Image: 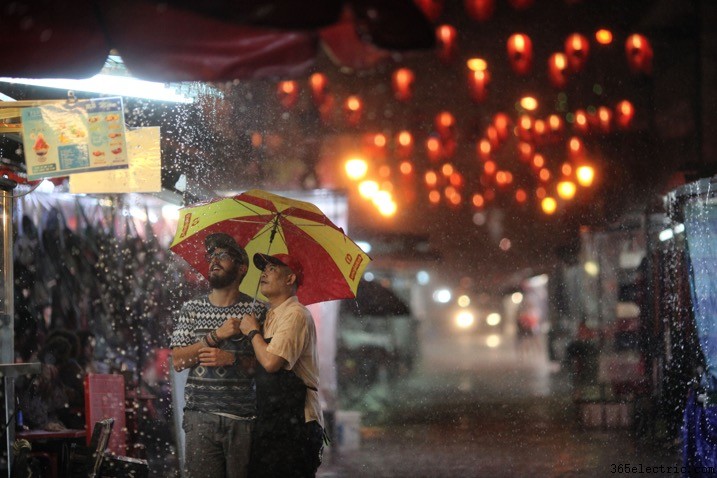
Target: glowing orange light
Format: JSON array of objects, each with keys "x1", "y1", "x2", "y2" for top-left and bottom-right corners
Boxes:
[
  {"x1": 309, "y1": 73, "x2": 328, "y2": 104},
  {"x1": 436, "y1": 25, "x2": 458, "y2": 63},
  {"x1": 541, "y1": 197, "x2": 557, "y2": 215},
  {"x1": 484, "y1": 189, "x2": 495, "y2": 201},
  {"x1": 565, "y1": 33, "x2": 590, "y2": 73},
  {"x1": 468, "y1": 69, "x2": 491, "y2": 103},
  {"x1": 493, "y1": 113, "x2": 511, "y2": 140},
  {"x1": 449, "y1": 192, "x2": 462, "y2": 205},
  {"x1": 576, "y1": 165, "x2": 595, "y2": 187},
  {"x1": 496, "y1": 171, "x2": 507, "y2": 185},
  {"x1": 625, "y1": 33, "x2": 653, "y2": 74},
  {"x1": 548, "y1": 52, "x2": 569, "y2": 89},
  {"x1": 484, "y1": 161, "x2": 497, "y2": 175},
  {"x1": 520, "y1": 96, "x2": 538, "y2": 111},
  {"x1": 595, "y1": 29, "x2": 613, "y2": 45},
  {"x1": 616, "y1": 100, "x2": 635, "y2": 129},
  {"x1": 277, "y1": 80, "x2": 299, "y2": 108},
  {"x1": 444, "y1": 186, "x2": 457, "y2": 199},
  {"x1": 436, "y1": 111, "x2": 456, "y2": 132},
  {"x1": 518, "y1": 142, "x2": 534, "y2": 162},
  {"x1": 472, "y1": 194, "x2": 485, "y2": 208},
  {"x1": 345, "y1": 158, "x2": 368, "y2": 180},
  {"x1": 486, "y1": 125, "x2": 500, "y2": 146},
  {"x1": 574, "y1": 110, "x2": 589, "y2": 133},
  {"x1": 557, "y1": 180, "x2": 577, "y2": 200},
  {"x1": 534, "y1": 120, "x2": 546, "y2": 138},
  {"x1": 465, "y1": 0, "x2": 495, "y2": 22},
  {"x1": 426, "y1": 137, "x2": 442, "y2": 161},
  {"x1": 425, "y1": 171, "x2": 438, "y2": 186},
  {"x1": 398, "y1": 131, "x2": 413, "y2": 147},
  {"x1": 507, "y1": 33, "x2": 533, "y2": 75},
  {"x1": 346, "y1": 96, "x2": 361, "y2": 111},
  {"x1": 442, "y1": 163, "x2": 454, "y2": 176},
  {"x1": 536, "y1": 186, "x2": 546, "y2": 199},
  {"x1": 378, "y1": 165, "x2": 391, "y2": 178},
  {"x1": 280, "y1": 81, "x2": 296, "y2": 94},
  {"x1": 569, "y1": 136, "x2": 584, "y2": 155},
  {"x1": 450, "y1": 172, "x2": 463, "y2": 187},
  {"x1": 562, "y1": 163, "x2": 572, "y2": 176},
  {"x1": 539, "y1": 168, "x2": 551, "y2": 182},
  {"x1": 400, "y1": 161, "x2": 413, "y2": 175},
  {"x1": 515, "y1": 189, "x2": 527, "y2": 203},
  {"x1": 392, "y1": 68, "x2": 415, "y2": 102},
  {"x1": 548, "y1": 114, "x2": 563, "y2": 132},
  {"x1": 373, "y1": 134, "x2": 387, "y2": 148},
  {"x1": 597, "y1": 106, "x2": 612, "y2": 132},
  {"x1": 519, "y1": 115, "x2": 533, "y2": 130},
  {"x1": 478, "y1": 139, "x2": 492, "y2": 160},
  {"x1": 467, "y1": 58, "x2": 488, "y2": 71},
  {"x1": 414, "y1": 0, "x2": 444, "y2": 22},
  {"x1": 532, "y1": 153, "x2": 545, "y2": 169},
  {"x1": 429, "y1": 190, "x2": 441, "y2": 204}
]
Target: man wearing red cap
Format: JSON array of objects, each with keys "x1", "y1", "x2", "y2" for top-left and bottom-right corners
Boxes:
[{"x1": 239, "y1": 253, "x2": 325, "y2": 478}]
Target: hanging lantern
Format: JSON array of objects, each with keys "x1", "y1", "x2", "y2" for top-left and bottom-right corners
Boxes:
[
  {"x1": 532, "y1": 153, "x2": 545, "y2": 169},
  {"x1": 517, "y1": 114, "x2": 534, "y2": 142},
  {"x1": 344, "y1": 95, "x2": 363, "y2": 126},
  {"x1": 309, "y1": 73, "x2": 328, "y2": 105},
  {"x1": 426, "y1": 136, "x2": 443, "y2": 162},
  {"x1": 414, "y1": 0, "x2": 444, "y2": 22},
  {"x1": 534, "y1": 119, "x2": 547, "y2": 144},
  {"x1": 595, "y1": 29, "x2": 613, "y2": 45},
  {"x1": 518, "y1": 142, "x2": 534, "y2": 162},
  {"x1": 548, "y1": 52, "x2": 569, "y2": 89},
  {"x1": 508, "y1": 0, "x2": 534, "y2": 10},
  {"x1": 396, "y1": 131, "x2": 414, "y2": 158},
  {"x1": 467, "y1": 69, "x2": 490, "y2": 103},
  {"x1": 548, "y1": 114, "x2": 564, "y2": 135},
  {"x1": 277, "y1": 80, "x2": 299, "y2": 109},
  {"x1": 573, "y1": 109, "x2": 589, "y2": 134},
  {"x1": 515, "y1": 189, "x2": 528, "y2": 204},
  {"x1": 493, "y1": 113, "x2": 511, "y2": 142},
  {"x1": 392, "y1": 68, "x2": 415, "y2": 102},
  {"x1": 597, "y1": 106, "x2": 612, "y2": 133},
  {"x1": 477, "y1": 139, "x2": 492, "y2": 161},
  {"x1": 507, "y1": 33, "x2": 533, "y2": 75},
  {"x1": 564, "y1": 33, "x2": 590, "y2": 73},
  {"x1": 435, "y1": 111, "x2": 456, "y2": 139},
  {"x1": 568, "y1": 136, "x2": 585, "y2": 158},
  {"x1": 486, "y1": 125, "x2": 500, "y2": 148},
  {"x1": 465, "y1": 0, "x2": 495, "y2": 22},
  {"x1": 436, "y1": 25, "x2": 458, "y2": 64},
  {"x1": 615, "y1": 100, "x2": 635, "y2": 129},
  {"x1": 625, "y1": 34, "x2": 653, "y2": 75}
]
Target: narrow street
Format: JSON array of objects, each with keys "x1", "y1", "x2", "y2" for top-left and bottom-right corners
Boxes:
[{"x1": 320, "y1": 330, "x2": 683, "y2": 478}]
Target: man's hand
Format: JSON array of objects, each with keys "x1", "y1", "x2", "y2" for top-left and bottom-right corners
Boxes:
[
  {"x1": 198, "y1": 347, "x2": 234, "y2": 367},
  {"x1": 215, "y1": 317, "x2": 242, "y2": 341},
  {"x1": 240, "y1": 313, "x2": 260, "y2": 335}
]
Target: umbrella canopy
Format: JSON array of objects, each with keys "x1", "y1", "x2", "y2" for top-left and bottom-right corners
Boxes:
[
  {"x1": 0, "y1": 0, "x2": 434, "y2": 82},
  {"x1": 170, "y1": 189, "x2": 371, "y2": 305}
]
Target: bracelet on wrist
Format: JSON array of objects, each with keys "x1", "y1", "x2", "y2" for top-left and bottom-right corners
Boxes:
[
  {"x1": 210, "y1": 330, "x2": 221, "y2": 346},
  {"x1": 246, "y1": 329, "x2": 261, "y2": 343}
]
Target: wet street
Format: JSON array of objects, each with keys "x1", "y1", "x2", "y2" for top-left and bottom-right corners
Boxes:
[{"x1": 319, "y1": 330, "x2": 683, "y2": 478}]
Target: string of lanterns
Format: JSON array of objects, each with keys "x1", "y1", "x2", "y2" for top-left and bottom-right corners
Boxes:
[{"x1": 267, "y1": 7, "x2": 652, "y2": 217}]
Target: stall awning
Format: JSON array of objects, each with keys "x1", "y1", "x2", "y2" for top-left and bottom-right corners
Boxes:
[{"x1": 0, "y1": 0, "x2": 434, "y2": 82}]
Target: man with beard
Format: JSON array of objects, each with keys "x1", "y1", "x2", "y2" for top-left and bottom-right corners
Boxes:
[{"x1": 171, "y1": 233, "x2": 265, "y2": 478}]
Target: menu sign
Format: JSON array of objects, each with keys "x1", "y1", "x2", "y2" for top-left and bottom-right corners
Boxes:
[{"x1": 21, "y1": 97, "x2": 129, "y2": 180}]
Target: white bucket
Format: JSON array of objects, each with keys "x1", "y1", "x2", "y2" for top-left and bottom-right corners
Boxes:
[{"x1": 335, "y1": 410, "x2": 361, "y2": 451}]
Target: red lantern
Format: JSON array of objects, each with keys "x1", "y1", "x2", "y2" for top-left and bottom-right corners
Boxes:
[
  {"x1": 615, "y1": 100, "x2": 635, "y2": 129},
  {"x1": 426, "y1": 136, "x2": 443, "y2": 162},
  {"x1": 493, "y1": 113, "x2": 511, "y2": 142},
  {"x1": 568, "y1": 136, "x2": 585, "y2": 158},
  {"x1": 564, "y1": 33, "x2": 590, "y2": 73},
  {"x1": 277, "y1": 80, "x2": 299, "y2": 109},
  {"x1": 465, "y1": 0, "x2": 495, "y2": 22},
  {"x1": 625, "y1": 34, "x2": 653, "y2": 74},
  {"x1": 548, "y1": 52, "x2": 569, "y2": 88},
  {"x1": 344, "y1": 95, "x2": 363, "y2": 126},
  {"x1": 508, "y1": 0, "x2": 534, "y2": 10},
  {"x1": 467, "y1": 69, "x2": 490, "y2": 103},
  {"x1": 435, "y1": 111, "x2": 456, "y2": 139},
  {"x1": 392, "y1": 68, "x2": 415, "y2": 102},
  {"x1": 436, "y1": 25, "x2": 458, "y2": 63},
  {"x1": 309, "y1": 73, "x2": 328, "y2": 105},
  {"x1": 507, "y1": 33, "x2": 533, "y2": 75},
  {"x1": 396, "y1": 131, "x2": 414, "y2": 158},
  {"x1": 517, "y1": 114, "x2": 534, "y2": 142},
  {"x1": 477, "y1": 139, "x2": 492, "y2": 161},
  {"x1": 573, "y1": 109, "x2": 589, "y2": 134},
  {"x1": 597, "y1": 106, "x2": 612, "y2": 133},
  {"x1": 414, "y1": 0, "x2": 444, "y2": 22}
]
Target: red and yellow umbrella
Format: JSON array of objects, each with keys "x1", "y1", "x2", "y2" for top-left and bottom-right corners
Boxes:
[{"x1": 170, "y1": 189, "x2": 371, "y2": 305}]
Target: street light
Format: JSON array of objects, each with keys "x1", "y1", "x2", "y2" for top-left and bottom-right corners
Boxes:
[
  {"x1": 345, "y1": 158, "x2": 368, "y2": 180},
  {"x1": 576, "y1": 165, "x2": 595, "y2": 187}
]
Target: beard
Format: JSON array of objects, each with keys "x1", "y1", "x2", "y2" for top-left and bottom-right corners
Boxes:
[{"x1": 208, "y1": 263, "x2": 240, "y2": 289}]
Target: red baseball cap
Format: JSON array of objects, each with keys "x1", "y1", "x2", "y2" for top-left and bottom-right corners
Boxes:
[{"x1": 253, "y1": 253, "x2": 304, "y2": 285}]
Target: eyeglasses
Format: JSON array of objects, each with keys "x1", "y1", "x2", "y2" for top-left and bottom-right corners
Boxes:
[{"x1": 205, "y1": 251, "x2": 233, "y2": 263}]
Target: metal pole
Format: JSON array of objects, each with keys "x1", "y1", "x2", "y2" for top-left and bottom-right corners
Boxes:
[{"x1": 1, "y1": 187, "x2": 15, "y2": 477}]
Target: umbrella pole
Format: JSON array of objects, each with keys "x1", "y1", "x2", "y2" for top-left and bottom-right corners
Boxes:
[{"x1": 248, "y1": 218, "x2": 279, "y2": 314}]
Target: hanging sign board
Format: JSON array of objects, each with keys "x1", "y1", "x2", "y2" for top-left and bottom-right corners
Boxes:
[
  {"x1": 69, "y1": 127, "x2": 161, "y2": 194},
  {"x1": 21, "y1": 97, "x2": 129, "y2": 180}
]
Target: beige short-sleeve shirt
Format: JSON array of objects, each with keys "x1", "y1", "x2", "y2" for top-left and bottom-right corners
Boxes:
[{"x1": 264, "y1": 296, "x2": 324, "y2": 427}]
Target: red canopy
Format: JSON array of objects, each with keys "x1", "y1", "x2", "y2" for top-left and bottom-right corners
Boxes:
[{"x1": 0, "y1": 0, "x2": 434, "y2": 82}]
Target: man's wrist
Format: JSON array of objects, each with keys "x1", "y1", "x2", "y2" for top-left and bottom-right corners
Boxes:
[{"x1": 246, "y1": 329, "x2": 261, "y2": 343}]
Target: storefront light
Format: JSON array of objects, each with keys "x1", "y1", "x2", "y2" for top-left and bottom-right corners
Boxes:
[
  {"x1": 433, "y1": 288, "x2": 452, "y2": 303},
  {"x1": 659, "y1": 228, "x2": 674, "y2": 242},
  {"x1": 673, "y1": 223, "x2": 685, "y2": 235},
  {"x1": 584, "y1": 261, "x2": 599, "y2": 276}
]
